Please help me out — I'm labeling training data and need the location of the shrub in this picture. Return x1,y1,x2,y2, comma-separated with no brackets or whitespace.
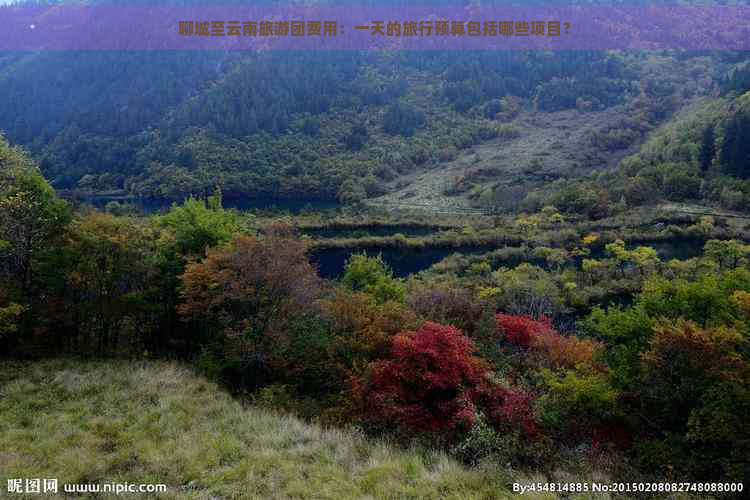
450,413,510,465
450,412,535,466
321,288,419,381
354,321,539,446
480,385,538,437
406,281,485,335
355,322,488,438
531,329,602,370
492,265,565,318
496,313,553,348
542,369,618,421
0,301,24,340
342,253,406,304
633,320,750,480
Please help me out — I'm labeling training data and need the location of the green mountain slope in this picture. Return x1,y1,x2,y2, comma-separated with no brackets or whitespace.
0,49,669,205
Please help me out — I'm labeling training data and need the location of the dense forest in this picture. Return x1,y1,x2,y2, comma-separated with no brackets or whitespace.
2,46,750,214
0,50,638,203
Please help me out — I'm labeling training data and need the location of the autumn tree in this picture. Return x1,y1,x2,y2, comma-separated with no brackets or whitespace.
178,226,321,387
63,212,164,354
531,328,602,371
496,313,554,348
321,288,419,374
0,136,71,300
354,321,489,439
634,320,750,480
406,280,486,335
354,321,538,445
734,290,750,318
152,189,243,347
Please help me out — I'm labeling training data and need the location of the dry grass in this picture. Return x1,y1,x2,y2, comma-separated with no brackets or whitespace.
0,359,544,499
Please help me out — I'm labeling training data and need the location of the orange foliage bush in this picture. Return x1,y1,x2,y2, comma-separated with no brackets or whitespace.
179,232,320,339
320,287,419,374
496,313,601,370
532,329,602,370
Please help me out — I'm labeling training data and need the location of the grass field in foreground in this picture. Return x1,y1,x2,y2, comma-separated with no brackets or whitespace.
0,359,611,499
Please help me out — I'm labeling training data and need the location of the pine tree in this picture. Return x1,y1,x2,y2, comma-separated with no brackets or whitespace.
699,125,715,173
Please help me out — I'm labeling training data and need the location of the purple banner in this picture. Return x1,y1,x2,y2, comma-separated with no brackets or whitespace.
1,5,749,50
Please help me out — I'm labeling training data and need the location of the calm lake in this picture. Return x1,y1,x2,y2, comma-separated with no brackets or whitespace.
311,237,709,280
310,244,490,279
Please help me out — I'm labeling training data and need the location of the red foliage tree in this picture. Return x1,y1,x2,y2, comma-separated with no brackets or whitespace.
355,321,489,436
496,313,553,348
481,385,539,436
497,313,604,371
354,321,540,440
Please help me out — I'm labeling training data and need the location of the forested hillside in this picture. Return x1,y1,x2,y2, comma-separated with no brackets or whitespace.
4,45,748,210
524,59,750,218
0,49,638,203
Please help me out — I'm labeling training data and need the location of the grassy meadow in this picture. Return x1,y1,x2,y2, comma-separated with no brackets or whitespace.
0,359,610,500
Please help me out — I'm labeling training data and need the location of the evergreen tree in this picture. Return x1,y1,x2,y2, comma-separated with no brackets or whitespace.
699,125,715,173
